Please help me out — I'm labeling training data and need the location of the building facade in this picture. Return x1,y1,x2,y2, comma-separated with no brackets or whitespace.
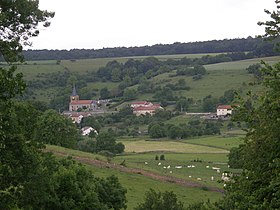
69,85,97,111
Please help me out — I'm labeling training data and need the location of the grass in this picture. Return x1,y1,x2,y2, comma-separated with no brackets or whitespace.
86,164,222,209
121,139,228,154
181,136,244,150
114,152,235,188
46,132,244,209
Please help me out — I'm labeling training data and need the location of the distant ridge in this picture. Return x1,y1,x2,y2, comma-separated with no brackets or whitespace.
23,37,278,61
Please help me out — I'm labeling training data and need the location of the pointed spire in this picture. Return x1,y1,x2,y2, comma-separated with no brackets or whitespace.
71,83,77,96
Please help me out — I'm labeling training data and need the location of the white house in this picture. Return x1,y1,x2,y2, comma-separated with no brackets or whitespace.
81,127,98,136
217,105,232,116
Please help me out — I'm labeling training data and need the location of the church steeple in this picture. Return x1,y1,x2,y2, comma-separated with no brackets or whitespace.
71,84,77,96
70,84,79,102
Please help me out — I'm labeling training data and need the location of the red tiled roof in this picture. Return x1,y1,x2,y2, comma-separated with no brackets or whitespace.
217,105,232,109
70,100,94,105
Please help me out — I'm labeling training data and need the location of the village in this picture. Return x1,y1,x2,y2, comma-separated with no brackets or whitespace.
63,85,233,137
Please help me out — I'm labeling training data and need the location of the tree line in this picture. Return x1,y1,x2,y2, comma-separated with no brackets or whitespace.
18,36,279,61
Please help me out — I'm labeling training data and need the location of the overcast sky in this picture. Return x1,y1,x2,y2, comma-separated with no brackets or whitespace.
28,0,276,50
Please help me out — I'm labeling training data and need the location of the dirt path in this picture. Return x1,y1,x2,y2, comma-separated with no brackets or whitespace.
49,150,225,194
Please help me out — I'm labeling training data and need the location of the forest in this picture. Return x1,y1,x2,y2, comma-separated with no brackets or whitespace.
21,36,279,61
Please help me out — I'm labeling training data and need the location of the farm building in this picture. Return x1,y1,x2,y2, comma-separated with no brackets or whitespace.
131,101,153,108
64,112,92,124
217,105,232,116
131,101,163,116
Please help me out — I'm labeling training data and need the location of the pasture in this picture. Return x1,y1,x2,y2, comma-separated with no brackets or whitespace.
47,133,243,209
121,139,228,154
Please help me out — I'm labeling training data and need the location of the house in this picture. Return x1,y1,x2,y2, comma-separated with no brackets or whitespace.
68,112,92,124
217,105,232,116
131,101,163,116
69,85,97,111
131,101,153,108
81,126,98,136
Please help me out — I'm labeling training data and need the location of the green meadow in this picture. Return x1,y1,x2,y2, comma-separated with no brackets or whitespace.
47,133,243,209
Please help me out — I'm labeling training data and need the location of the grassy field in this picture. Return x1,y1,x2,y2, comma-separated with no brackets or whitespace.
181,136,244,150
46,132,243,209
46,144,224,209
122,139,228,154
86,163,222,209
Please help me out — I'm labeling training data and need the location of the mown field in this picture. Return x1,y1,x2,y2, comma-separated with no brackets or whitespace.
47,133,243,209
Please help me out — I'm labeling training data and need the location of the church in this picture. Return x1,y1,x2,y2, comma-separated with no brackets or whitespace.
69,85,97,112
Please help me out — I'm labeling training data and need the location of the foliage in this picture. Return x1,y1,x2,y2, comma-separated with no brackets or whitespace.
0,0,54,63
134,189,184,210
148,123,166,138
227,146,245,169
246,63,263,79
0,1,55,208
96,132,125,154
202,95,219,112
81,116,102,132
34,109,79,148
0,2,128,209
219,89,236,105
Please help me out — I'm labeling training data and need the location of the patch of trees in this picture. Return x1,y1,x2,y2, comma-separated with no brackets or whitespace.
148,120,222,139
246,63,263,80
77,132,125,156
135,189,184,210
21,37,279,61
202,89,236,112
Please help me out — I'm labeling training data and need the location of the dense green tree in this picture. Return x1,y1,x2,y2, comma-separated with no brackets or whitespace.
0,1,54,208
100,87,110,99
34,109,78,148
96,132,125,154
135,189,184,210
176,98,190,112
148,123,166,138
219,89,236,104
81,116,102,132
123,88,137,101
167,125,183,139
246,63,263,79
0,2,128,209
202,95,219,112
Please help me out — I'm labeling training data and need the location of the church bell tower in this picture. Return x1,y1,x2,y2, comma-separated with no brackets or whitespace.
70,84,79,102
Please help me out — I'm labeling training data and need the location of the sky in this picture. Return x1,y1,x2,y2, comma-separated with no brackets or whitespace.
28,0,276,50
